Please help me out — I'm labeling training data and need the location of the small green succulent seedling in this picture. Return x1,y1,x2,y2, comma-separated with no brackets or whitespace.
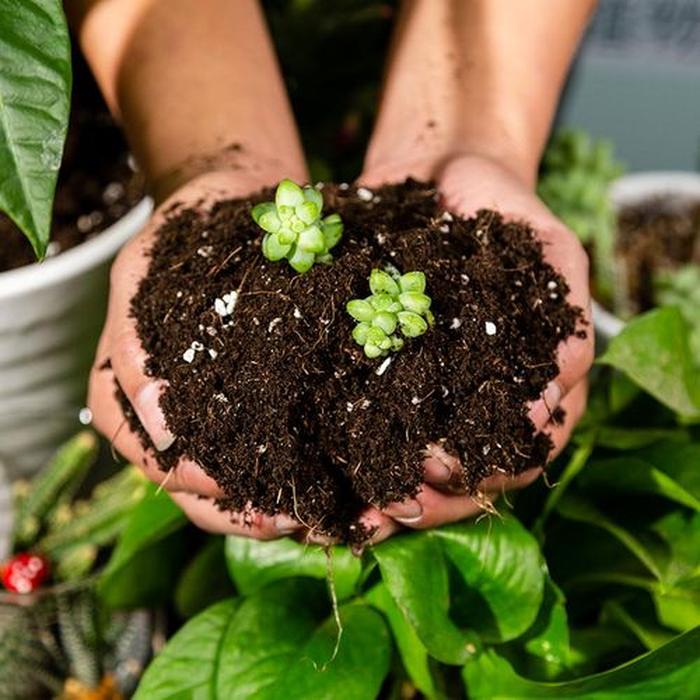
347,269,434,358
251,179,344,273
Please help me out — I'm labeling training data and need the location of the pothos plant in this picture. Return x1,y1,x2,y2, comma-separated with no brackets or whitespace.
104,214,700,697
0,0,73,258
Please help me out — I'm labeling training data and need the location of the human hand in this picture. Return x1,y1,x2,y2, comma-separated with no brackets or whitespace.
356,153,593,543
88,170,306,540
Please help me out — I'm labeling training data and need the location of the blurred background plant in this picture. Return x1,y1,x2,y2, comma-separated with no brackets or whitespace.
0,433,154,699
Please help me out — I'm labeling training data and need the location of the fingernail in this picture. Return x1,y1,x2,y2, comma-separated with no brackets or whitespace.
274,514,299,534
134,382,175,451
386,499,423,523
543,380,562,411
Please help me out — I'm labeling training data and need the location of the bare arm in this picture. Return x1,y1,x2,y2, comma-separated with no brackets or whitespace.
364,0,596,187
66,0,307,200
362,0,596,541
66,0,310,539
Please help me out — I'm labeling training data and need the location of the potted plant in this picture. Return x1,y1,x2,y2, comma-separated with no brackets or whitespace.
0,431,156,699
0,3,152,479
538,129,700,352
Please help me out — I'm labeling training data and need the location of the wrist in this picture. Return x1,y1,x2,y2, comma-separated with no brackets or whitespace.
150,145,308,204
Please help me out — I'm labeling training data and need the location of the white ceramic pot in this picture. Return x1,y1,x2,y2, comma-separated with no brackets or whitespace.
593,171,700,341
0,199,152,479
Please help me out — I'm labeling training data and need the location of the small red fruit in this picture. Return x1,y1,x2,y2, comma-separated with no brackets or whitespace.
1,552,51,594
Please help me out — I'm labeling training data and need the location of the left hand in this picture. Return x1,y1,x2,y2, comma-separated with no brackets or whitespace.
354,153,593,544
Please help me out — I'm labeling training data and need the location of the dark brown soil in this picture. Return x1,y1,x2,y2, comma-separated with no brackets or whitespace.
0,60,145,273
616,198,700,313
118,180,583,542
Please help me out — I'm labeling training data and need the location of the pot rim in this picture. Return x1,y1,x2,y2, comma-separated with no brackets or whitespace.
0,198,153,301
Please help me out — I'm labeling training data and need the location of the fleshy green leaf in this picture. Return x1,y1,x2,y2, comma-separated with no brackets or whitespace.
347,299,375,322
399,271,426,294
399,291,431,315
370,269,400,296
297,224,325,253
321,213,343,249
224,536,361,601
275,178,305,207
303,186,323,209
262,233,292,262
373,515,544,663
259,209,282,234
352,322,371,345
251,202,276,225
295,200,319,225
288,246,315,273
373,311,397,335
398,310,428,337
462,627,700,699
0,0,72,258
598,307,700,419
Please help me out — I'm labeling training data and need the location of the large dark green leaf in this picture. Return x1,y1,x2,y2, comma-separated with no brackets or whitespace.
0,0,72,257
598,308,700,419
462,626,700,699
175,537,235,619
576,457,700,511
225,536,361,600
373,515,544,663
556,492,663,580
134,598,241,699
635,443,700,500
98,484,188,608
366,583,437,698
135,580,391,700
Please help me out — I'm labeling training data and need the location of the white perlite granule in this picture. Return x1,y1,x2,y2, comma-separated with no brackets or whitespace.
357,187,373,202
375,356,393,376
485,321,497,336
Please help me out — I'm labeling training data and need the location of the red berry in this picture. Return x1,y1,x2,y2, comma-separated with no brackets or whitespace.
1,552,51,594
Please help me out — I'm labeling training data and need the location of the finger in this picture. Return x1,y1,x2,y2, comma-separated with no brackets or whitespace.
358,507,402,546
535,227,594,397
106,234,176,451
545,378,588,461
382,484,498,530
170,492,302,539
88,352,224,497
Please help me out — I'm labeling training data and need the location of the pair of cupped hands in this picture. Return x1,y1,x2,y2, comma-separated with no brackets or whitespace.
89,153,593,546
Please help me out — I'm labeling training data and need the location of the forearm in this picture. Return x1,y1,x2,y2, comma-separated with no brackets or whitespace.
66,0,306,201
365,0,596,187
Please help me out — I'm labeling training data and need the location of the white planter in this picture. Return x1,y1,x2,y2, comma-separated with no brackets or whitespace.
0,199,153,479
593,171,700,341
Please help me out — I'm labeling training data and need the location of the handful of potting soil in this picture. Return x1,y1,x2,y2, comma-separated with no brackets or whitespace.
119,180,584,543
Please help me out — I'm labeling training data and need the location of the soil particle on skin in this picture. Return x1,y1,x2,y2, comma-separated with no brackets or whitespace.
616,198,700,313
118,180,584,543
